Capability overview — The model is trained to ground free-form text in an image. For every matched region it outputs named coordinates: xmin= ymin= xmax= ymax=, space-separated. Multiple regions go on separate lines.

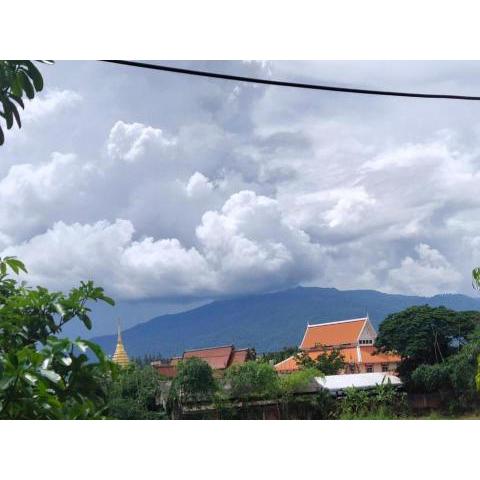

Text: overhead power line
xmin=102 ymin=60 xmax=480 ymax=101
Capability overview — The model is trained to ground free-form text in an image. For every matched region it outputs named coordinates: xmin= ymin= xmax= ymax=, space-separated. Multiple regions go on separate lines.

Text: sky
xmin=2 ymin=60 xmax=480 ymax=334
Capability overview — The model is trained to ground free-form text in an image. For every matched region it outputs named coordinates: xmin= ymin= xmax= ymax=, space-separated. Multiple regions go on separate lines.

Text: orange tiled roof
xmin=274 ymin=355 xmax=299 ymax=373
xmin=274 ymin=346 xmax=400 ymax=373
xmin=183 ymin=345 xmax=234 ymax=370
xmin=300 ymin=318 xmax=368 ymax=349
xmin=359 ymin=346 xmax=401 ymax=364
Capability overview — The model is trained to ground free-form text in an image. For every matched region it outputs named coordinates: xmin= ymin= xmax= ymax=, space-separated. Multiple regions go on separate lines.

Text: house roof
xmin=274 ymin=346 xmax=400 ymax=373
xmin=183 ymin=345 xmax=234 ymax=370
xmin=300 ymin=317 xmax=368 ymax=349
xmin=316 ymin=372 xmax=402 ymax=392
xmin=359 ymin=346 xmax=401 ymax=364
xmin=230 ymin=348 xmax=251 ymax=365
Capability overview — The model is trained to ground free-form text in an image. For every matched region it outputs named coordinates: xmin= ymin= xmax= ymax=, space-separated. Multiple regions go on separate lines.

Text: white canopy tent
xmin=315 ymin=372 xmax=402 ymax=394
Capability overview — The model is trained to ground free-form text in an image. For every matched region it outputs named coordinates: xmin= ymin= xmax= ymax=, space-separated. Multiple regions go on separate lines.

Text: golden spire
xmin=112 ymin=320 xmax=129 ymax=367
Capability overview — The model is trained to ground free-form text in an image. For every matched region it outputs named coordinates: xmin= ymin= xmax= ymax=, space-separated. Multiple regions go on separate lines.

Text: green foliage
xmin=0 ymin=256 xmax=115 ymax=419
xmin=0 ymin=61 xmax=48 ymax=145
xmin=226 ymin=361 xmax=280 ymax=400
xmin=105 ymin=363 xmax=166 ymax=419
xmin=294 ymin=347 xmax=345 ymax=375
xmin=278 ymin=367 xmax=320 ymax=399
xmin=168 ymin=357 xmax=217 ymax=406
xmin=260 ymin=346 xmax=299 ymax=365
xmin=340 ymin=382 xmax=407 ymax=419
xmin=132 ymin=353 xmax=164 ymax=367
xmin=410 ymin=363 xmax=448 ymax=393
xmin=375 ymin=305 xmax=479 ymax=380
xmin=410 ymin=336 xmax=480 ymax=412
xmin=472 ymin=267 xmax=480 ymax=291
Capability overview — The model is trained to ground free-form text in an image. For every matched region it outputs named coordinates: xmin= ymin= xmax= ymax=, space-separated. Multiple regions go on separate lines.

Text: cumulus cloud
xmin=1 ymin=191 xmax=323 ymax=300
xmin=23 ymin=89 xmax=82 ymax=122
xmin=106 ymin=121 xmax=176 ymax=162
xmin=4 ymin=60 xmax=480 ymax=307
xmin=386 ymin=244 xmax=462 ymax=296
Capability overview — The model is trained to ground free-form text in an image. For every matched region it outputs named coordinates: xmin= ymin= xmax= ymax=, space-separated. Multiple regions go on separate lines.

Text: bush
xmin=340 ymin=382 xmax=407 ymax=419
xmin=226 ymin=361 xmax=280 ymax=400
xmin=105 ymin=363 xmax=166 ymax=419
xmin=0 ymin=256 xmax=115 ymax=419
xmin=168 ymin=357 xmax=218 ymax=407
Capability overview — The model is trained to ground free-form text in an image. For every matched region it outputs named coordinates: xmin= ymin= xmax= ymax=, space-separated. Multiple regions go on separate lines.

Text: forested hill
xmin=91 ymin=287 xmax=480 ymax=358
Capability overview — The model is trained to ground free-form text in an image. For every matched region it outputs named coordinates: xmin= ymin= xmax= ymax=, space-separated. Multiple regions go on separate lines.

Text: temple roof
xmin=300 ymin=317 xmax=368 ymax=349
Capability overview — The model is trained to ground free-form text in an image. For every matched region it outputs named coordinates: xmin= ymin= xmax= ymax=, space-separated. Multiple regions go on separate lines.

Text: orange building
xmin=274 ymin=316 xmax=400 ymax=374
xmin=152 ymin=345 xmax=255 ymax=378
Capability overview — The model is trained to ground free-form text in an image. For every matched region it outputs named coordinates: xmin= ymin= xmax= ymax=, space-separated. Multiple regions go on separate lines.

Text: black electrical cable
xmin=102 ymin=60 xmax=480 ymax=101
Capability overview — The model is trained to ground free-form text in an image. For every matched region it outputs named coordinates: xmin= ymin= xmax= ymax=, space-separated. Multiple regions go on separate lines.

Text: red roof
xmin=151 ymin=364 xmax=177 ymax=378
xmin=183 ymin=345 xmax=234 ymax=370
xmin=230 ymin=348 xmax=251 ymax=365
xmin=153 ymin=345 xmax=254 ymax=375
xmin=300 ymin=318 xmax=367 ymax=349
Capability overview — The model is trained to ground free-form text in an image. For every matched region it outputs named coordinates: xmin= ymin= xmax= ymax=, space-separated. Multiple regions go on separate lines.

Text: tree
xmin=105 ymin=363 xmax=166 ymax=419
xmin=225 ymin=361 xmax=280 ymax=400
xmin=278 ymin=367 xmax=320 ymax=399
xmin=0 ymin=61 xmax=48 ymax=145
xmin=410 ymin=334 xmax=480 ymax=412
xmin=260 ymin=346 xmax=299 ymax=365
xmin=375 ymin=305 xmax=479 ymax=379
xmin=294 ymin=347 xmax=345 ymax=375
xmin=0 ymin=256 xmax=116 ymax=419
xmin=168 ymin=357 xmax=217 ymax=407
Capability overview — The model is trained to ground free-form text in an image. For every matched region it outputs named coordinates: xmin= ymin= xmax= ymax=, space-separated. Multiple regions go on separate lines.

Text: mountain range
xmin=91 ymin=287 xmax=480 ymax=358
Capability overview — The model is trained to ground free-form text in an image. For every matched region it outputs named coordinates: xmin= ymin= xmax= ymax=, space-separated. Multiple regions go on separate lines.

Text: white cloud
xmin=185 ymin=172 xmax=214 ymax=198
xmin=386 ymin=243 xmax=462 ymax=296
xmin=23 ymin=89 xmax=82 ymax=122
xmin=0 ymin=152 xmax=90 ymax=241
xmin=6 ymin=61 xmax=480 ymax=305
xmin=1 ymin=191 xmax=323 ymax=300
xmin=106 ymin=121 xmax=176 ymax=162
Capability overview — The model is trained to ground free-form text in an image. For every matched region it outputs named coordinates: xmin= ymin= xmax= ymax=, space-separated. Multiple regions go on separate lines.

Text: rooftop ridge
xmin=306 ymin=317 xmax=368 ymax=328
xmin=183 ymin=344 xmax=234 ymax=353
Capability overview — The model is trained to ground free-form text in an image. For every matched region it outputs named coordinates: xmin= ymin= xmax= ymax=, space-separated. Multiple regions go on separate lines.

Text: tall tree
xmin=375 ymin=305 xmax=479 ymax=379
xmin=168 ymin=357 xmax=218 ymax=406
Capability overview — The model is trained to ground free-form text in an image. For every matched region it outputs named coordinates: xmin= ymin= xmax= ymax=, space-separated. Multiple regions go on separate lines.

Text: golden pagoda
xmin=112 ymin=322 xmax=129 ymax=367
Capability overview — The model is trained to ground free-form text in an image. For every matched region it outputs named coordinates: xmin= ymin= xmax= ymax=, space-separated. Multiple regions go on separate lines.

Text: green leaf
xmin=0 ymin=125 xmax=4 ymax=145
xmin=1 ymin=99 xmax=14 ymax=129
xmin=79 ymin=313 xmax=92 ymax=330
xmin=10 ymin=102 xmax=21 ymax=128
xmin=18 ymin=71 xmax=34 ymax=99
xmin=9 ymin=94 xmax=24 ymax=110
xmin=24 ymin=62 xmax=43 ymax=91
xmin=0 ymin=376 xmax=15 ymax=391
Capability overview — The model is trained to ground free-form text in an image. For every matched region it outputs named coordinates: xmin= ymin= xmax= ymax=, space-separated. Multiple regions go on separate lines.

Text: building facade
xmin=274 ymin=316 xmax=400 ymax=374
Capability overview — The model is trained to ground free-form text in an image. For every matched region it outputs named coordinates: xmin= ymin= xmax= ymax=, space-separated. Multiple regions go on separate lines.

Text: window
xmin=366 ymin=364 xmax=373 ymax=373
xmin=359 ymin=339 xmax=373 ymax=345
xmin=381 ymin=364 xmax=388 ymax=372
